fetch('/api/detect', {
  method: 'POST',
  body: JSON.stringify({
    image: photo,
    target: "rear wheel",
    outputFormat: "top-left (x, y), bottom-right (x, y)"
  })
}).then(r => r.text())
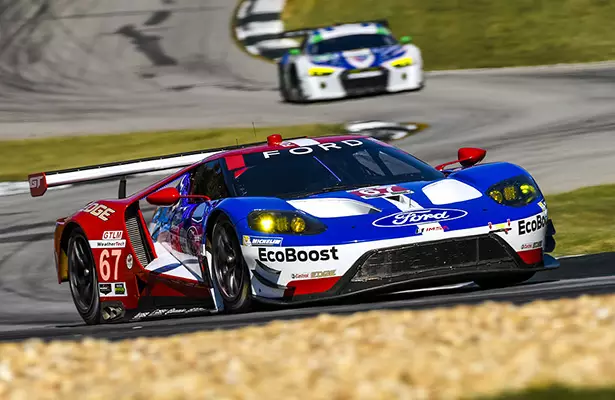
top-left (287, 66), bottom-right (306, 103)
top-left (474, 271), bottom-right (535, 290)
top-left (68, 229), bottom-right (101, 325)
top-left (211, 216), bottom-right (252, 313)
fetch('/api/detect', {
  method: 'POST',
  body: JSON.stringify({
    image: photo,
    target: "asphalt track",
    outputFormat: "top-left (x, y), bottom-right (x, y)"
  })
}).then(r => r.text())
top-left (1, 0), bottom-right (615, 341)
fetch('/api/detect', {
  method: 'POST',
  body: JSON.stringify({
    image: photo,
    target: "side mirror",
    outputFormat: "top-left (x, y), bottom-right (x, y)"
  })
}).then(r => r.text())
top-left (435, 147), bottom-right (487, 171)
top-left (146, 187), bottom-right (181, 206)
top-left (458, 147), bottom-right (487, 167)
top-left (288, 48), bottom-right (301, 56)
top-left (399, 36), bottom-right (412, 44)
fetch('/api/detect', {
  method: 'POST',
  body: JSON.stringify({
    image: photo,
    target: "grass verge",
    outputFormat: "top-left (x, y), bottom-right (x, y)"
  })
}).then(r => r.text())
top-left (0, 124), bottom-right (343, 182)
top-left (482, 385), bottom-right (615, 399)
top-left (283, 0), bottom-right (615, 70)
top-left (546, 184), bottom-right (615, 256)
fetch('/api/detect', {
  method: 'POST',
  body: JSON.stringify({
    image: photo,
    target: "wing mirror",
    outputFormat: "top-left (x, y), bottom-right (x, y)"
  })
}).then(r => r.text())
top-left (435, 147), bottom-right (487, 172)
top-left (399, 36), bottom-right (412, 44)
top-left (146, 187), bottom-right (211, 206)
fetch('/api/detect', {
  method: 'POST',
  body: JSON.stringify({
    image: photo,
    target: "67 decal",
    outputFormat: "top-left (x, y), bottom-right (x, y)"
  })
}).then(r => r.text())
top-left (348, 185), bottom-right (412, 199)
top-left (99, 249), bottom-right (122, 281)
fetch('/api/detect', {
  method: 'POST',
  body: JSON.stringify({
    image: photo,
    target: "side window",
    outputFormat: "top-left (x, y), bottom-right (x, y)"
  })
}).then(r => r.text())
top-left (190, 161), bottom-right (230, 201)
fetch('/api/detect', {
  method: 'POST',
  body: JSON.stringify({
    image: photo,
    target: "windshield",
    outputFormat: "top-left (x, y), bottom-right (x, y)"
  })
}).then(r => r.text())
top-left (227, 139), bottom-right (443, 199)
top-left (307, 34), bottom-right (397, 55)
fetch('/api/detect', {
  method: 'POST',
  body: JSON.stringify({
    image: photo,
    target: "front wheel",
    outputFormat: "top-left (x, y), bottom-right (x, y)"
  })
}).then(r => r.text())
top-left (474, 271), bottom-right (535, 290)
top-left (211, 216), bottom-right (252, 313)
top-left (68, 228), bottom-right (102, 325)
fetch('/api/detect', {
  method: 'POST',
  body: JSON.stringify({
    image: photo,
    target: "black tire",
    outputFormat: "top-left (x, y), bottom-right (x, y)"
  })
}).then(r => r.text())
top-left (474, 271), bottom-right (536, 290)
top-left (278, 66), bottom-right (291, 102)
top-left (67, 228), bottom-right (102, 325)
top-left (287, 66), bottom-right (306, 103)
top-left (211, 216), bottom-right (252, 313)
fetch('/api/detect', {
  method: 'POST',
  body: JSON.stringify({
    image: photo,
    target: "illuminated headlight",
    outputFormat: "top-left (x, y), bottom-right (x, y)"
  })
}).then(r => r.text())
top-left (391, 57), bottom-right (413, 68)
top-left (486, 175), bottom-right (541, 207)
top-left (308, 67), bottom-right (336, 76)
top-left (248, 211), bottom-right (326, 235)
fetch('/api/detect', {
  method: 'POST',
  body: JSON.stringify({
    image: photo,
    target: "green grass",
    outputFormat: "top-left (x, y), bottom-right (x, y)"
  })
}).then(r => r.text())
top-left (545, 184), bottom-right (615, 256)
top-left (283, 0), bottom-right (615, 70)
top-left (0, 124), bottom-right (343, 182)
top-left (478, 385), bottom-right (615, 399)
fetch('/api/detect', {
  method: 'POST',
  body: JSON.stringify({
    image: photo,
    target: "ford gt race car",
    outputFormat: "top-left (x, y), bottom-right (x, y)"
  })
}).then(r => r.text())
top-left (29, 134), bottom-right (558, 325)
top-left (277, 20), bottom-right (424, 102)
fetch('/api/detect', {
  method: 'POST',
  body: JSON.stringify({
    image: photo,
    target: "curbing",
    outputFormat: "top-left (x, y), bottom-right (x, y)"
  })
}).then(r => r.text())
top-left (233, 0), bottom-right (297, 61)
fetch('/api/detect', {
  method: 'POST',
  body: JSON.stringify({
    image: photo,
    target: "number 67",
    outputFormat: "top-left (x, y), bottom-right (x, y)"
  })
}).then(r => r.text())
top-left (99, 249), bottom-right (122, 281)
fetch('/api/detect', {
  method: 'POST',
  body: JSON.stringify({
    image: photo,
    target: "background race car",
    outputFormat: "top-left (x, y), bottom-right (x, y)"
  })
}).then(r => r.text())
top-left (277, 20), bottom-right (424, 102)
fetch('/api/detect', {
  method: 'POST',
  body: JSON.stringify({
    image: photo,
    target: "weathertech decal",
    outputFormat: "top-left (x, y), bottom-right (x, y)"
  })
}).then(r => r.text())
top-left (89, 240), bottom-right (126, 248)
top-left (373, 208), bottom-right (467, 227)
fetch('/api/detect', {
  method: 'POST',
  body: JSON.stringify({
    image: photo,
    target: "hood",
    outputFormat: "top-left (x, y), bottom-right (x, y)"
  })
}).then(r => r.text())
top-left (309, 45), bottom-right (407, 69)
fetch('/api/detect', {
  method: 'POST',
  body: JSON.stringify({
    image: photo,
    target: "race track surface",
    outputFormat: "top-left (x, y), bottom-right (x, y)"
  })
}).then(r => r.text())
top-left (1, 0), bottom-right (615, 340)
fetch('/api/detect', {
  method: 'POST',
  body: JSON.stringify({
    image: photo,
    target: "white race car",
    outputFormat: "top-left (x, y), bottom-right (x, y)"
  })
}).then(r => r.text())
top-left (277, 20), bottom-right (424, 103)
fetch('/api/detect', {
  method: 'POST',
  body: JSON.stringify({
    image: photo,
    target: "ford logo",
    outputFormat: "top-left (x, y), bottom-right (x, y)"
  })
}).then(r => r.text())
top-left (373, 208), bottom-right (468, 227)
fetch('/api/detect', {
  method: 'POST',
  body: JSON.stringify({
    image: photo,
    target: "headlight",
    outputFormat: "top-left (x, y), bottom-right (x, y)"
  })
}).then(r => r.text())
top-left (308, 67), bottom-right (335, 76)
top-left (486, 175), bottom-right (541, 207)
top-left (248, 211), bottom-right (326, 235)
top-left (391, 57), bottom-right (413, 68)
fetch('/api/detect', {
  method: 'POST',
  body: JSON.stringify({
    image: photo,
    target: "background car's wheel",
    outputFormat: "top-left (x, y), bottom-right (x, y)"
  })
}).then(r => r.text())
top-left (288, 66), bottom-right (305, 103)
top-left (278, 66), bottom-right (291, 102)
top-left (473, 271), bottom-right (536, 290)
top-left (68, 228), bottom-right (102, 325)
top-left (211, 216), bottom-right (252, 313)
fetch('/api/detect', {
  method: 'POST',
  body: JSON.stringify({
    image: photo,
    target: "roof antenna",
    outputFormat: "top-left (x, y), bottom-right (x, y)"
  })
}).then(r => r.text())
top-left (252, 121), bottom-right (257, 138)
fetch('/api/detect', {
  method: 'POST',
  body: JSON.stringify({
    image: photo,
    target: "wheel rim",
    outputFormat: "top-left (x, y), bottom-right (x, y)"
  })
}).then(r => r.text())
top-left (69, 235), bottom-right (96, 312)
top-left (213, 224), bottom-right (245, 301)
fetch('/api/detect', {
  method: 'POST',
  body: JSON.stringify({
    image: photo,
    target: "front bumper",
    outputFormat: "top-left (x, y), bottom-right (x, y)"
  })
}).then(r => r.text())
top-left (253, 233), bottom-right (555, 305)
top-left (301, 64), bottom-right (423, 101)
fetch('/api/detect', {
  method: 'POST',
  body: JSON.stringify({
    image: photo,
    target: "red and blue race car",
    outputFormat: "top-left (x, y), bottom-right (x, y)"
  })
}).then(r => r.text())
top-left (29, 134), bottom-right (558, 324)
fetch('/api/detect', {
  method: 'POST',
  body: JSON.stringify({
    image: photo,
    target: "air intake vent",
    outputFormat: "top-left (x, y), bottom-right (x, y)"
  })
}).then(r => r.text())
top-left (125, 205), bottom-right (154, 267)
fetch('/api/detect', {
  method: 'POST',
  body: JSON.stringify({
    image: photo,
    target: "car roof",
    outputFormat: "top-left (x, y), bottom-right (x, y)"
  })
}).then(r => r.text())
top-left (203, 135), bottom-right (374, 163)
top-left (308, 23), bottom-right (391, 41)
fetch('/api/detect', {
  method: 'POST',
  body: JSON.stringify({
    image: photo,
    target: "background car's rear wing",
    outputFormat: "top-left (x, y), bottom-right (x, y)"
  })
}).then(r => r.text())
top-left (27, 137), bottom-right (298, 198)
top-left (281, 19), bottom-right (390, 39)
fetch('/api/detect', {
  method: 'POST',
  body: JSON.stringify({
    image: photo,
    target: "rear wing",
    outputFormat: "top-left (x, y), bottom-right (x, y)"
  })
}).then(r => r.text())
top-left (27, 137), bottom-right (290, 198)
top-left (281, 19), bottom-right (389, 39)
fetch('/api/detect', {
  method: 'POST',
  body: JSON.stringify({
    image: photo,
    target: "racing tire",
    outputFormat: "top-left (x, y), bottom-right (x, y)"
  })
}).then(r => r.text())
top-left (278, 67), bottom-right (291, 103)
top-left (211, 216), bottom-right (252, 313)
top-left (287, 67), bottom-right (306, 103)
top-left (473, 271), bottom-right (536, 290)
top-left (67, 228), bottom-right (102, 325)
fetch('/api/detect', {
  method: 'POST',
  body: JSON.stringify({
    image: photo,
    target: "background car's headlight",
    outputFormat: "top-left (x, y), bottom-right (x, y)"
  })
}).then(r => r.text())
top-left (248, 211), bottom-right (326, 234)
top-left (391, 57), bottom-right (413, 68)
top-left (308, 67), bottom-right (335, 76)
top-left (486, 175), bottom-right (541, 207)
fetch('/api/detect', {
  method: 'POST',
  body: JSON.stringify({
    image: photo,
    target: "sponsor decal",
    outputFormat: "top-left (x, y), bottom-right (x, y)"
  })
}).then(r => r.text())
top-left (538, 200), bottom-right (547, 211)
top-left (82, 202), bottom-right (116, 221)
top-left (131, 307), bottom-right (208, 321)
top-left (291, 272), bottom-right (310, 280)
top-left (349, 185), bottom-right (412, 199)
top-left (373, 208), bottom-right (468, 227)
top-left (416, 223), bottom-right (448, 234)
top-left (488, 219), bottom-right (512, 234)
top-left (99, 283), bottom-right (112, 295)
top-left (519, 214), bottom-right (548, 235)
top-left (99, 282), bottom-right (127, 297)
top-left (89, 240), bottom-right (126, 248)
top-left (258, 247), bottom-right (339, 263)
top-left (114, 283), bottom-right (126, 296)
top-left (263, 139), bottom-right (363, 159)
top-left (102, 231), bottom-right (123, 240)
top-left (29, 175), bottom-right (44, 189)
top-left (521, 241), bottom-right (543, 250)
top-left (242, 235), bottom-right (283, 247)
top-left (311, 270), bottom-right (336, 278)
top-left (126, 254), bottom-right (133, 270)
